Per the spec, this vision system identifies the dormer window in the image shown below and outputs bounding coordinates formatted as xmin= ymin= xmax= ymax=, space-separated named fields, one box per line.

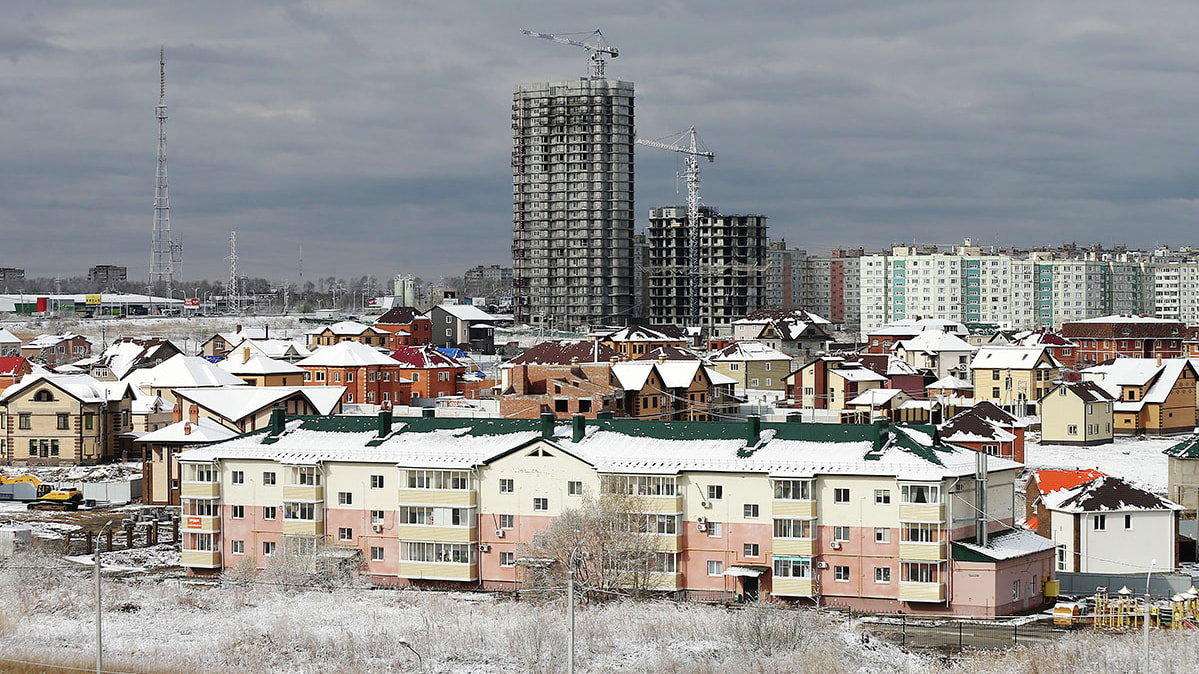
xmin=33 ymin=390 xmax=54 ymax=402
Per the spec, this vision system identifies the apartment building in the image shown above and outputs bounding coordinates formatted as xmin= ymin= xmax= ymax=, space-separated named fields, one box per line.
xmin=646 ymin=206 xmax=767 ymax=335
xmin=87 ymin=265 xmax=127 ymax=288
xmin=1061 ymin=316 xmax=1184 ymax=368
xmin=764 ymin=241 xmax=806 ymax=311
xmin=0 ymin=374 xmax=134 ymax=465
xmin=178 ymin=413 xmax=1053 ymax=617
xmin=511 ymin=78 xmax=635 ymax=329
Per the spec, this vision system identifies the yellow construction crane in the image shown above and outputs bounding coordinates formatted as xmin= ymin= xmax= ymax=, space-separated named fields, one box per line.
xmin=520 ymin=28 xmax=619 ymax=78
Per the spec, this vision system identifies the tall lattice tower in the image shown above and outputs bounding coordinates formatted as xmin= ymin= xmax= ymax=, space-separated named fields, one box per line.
xmin=149 ymin=46 xmax=180 ymax=297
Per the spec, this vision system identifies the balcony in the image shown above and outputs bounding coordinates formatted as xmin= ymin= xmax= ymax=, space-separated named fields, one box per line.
xmin=614 ymin=494 xmax=682 ymax=514
xmin=898 ymin=542 xmax=946 ymax=562
xmin=282 ymin=520 xmax=322 ymax=536
xmin=282 ymin=485 xmax=323 ymax=502
xmin=645 ymin=533 xmax=683 ymax=552
xmin=772 ymin=500 xmax=816 ymax=518
xmin=898 ymin=582 xmax=946 ymax=603
xmin=647 ymin=572 xmax=682 ymax=591
xmin=181 ymin=482 xmax=219 ymax=498
xmin=396 ymin=489 xmax=476 ymax=507
xmin=397 ymin=561 xmax=477 ymax=581
xmin=771 ymin=538 xmax=815 ymax=557
xmin=181 ymin=550 xmax=221 ymax=569
xmin=899 ymin=503 xmax=945 ymax=522
xmin=395 ymin=525 xmax=475 ymax=543
xmin=772 ymin=578 xmax=814 ymax=597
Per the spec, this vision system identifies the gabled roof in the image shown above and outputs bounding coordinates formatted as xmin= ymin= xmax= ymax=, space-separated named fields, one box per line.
xmin=297 ymin=341 xmax=397 ymax=368
xmin=953 ymin=528 xmax=1057 ymax=562
xmin=1030 ymin=468 xmax=1108 ymax=495
xmin=829 ymin=363 xmax=888 ymax=383
xmin=847 ymin=388 xmax=907 ymax=407
xmin=634 ymin=345 xmax=703 ymax=362
xmin=1046 ymin=381 xmax=1116 ymax=403
xmin=25 ymin=333 xmax=89 ymax=349
xmin=135 ymin=417 xmax=240 ymax=444
xmin=895 ymin=330 xmax=976 ymax=355
xmin=0 ymin=328 xmax=20 ymax=345
xmin=602 ymin=324 xmax=687 ymax=343
xmin=609 ymin=361 xmax=656 ymax=391
xmin=970 ymin=346 xmax=1061 ymax=370
xmin=709 ymin=340 xmax=792 ymax=362
xmin=1098 ymin=358 xmax=1198 ymax=405
xmin=391 ymin=345 xmax=466 ymax=369
xmin=967 ymin=400 xmax=1023 ymax=428
xmin=218 ymin=354 xmax=305 ymax=376
xmin=870 ymin=318 xmax=968 ymax=338
xmin=939 ymin=413 xmax=1017 ymax=444
xmin=1061 ymin=315 xmax=1184 ymax=339
xmin=432 ymin=304 xmax=495 ymax=321
xmin=174 ymin=385 xmax=347 ymax=423
xmin=321 ymin=321 xmax=377 ymax=336
xmin=927 ymin=375 xmax=973 ymax=390
xmin=1043 ymin=476 xmax=1183 ymax=513
xmin=1009 ymin=330 xmax=1076 ymax=348
xmin=508 ymin=340 xmax=621 ymax=366
xmin=0 ymin=373 xmax=131 ymax=404
xmin=0 ymin=356 xmax=28 ymax=377
xmin=125 ymin=354 xmax=247 ymax=389
xmin=374 ymin=306 xmax=426 ymax=325
xmin=733 ymin=310 xmax=833 ymax=342
xmin=89 ymin=338 xmax=181 ymax=379
xmin=229 ymin=338 xmax=311 ymax=359
xmin=1163 ymin=433 xmax=1199 ymax=459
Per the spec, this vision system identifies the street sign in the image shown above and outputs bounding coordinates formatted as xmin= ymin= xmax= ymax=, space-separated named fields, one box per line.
xmin=184 ymin=298 xmax=200 ymax=308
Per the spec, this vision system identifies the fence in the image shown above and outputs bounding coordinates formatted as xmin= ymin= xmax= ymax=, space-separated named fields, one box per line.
xmin=1056 ymin=571 xmax=1194 ymax=598
xmin=862 ymin=615 xmax=1071 ymax=652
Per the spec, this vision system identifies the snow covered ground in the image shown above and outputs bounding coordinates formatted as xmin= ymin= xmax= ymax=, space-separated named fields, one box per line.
xmin=1023 ymin=434 xmax=1179 ymax=493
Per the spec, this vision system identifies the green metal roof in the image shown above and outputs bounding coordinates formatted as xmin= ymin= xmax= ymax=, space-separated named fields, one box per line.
xmin=1163 ymin=434 xmax=1199 ymax=459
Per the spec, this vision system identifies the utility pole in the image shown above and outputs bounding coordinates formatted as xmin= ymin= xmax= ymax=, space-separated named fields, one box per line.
xmin=95 ymin=519 xmax=113 ymax=674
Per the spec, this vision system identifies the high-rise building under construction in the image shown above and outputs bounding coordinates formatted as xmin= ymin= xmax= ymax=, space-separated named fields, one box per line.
xmin=511 ymin=78 xmax=635 ymax=330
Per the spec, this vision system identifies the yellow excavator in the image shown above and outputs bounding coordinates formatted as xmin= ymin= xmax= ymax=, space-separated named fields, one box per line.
xmin=0 ymin=475 xmax=83 ymax=510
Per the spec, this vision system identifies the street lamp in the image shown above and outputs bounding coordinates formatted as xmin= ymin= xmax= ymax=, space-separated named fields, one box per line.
xmin=1143 ymin=558 xmax=1156 ymax=674
xmin=95 ymin=519 xmax=114 ymax=674
xmin=567 ymin=537 xmax=586 ymax=674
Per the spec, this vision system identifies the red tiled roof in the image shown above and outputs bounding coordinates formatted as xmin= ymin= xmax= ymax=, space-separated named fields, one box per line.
xmin=1031 ymin=469 xmax=1107 ymax=495
xmin=1024 ymin=516 xmax=1038 ymax=530
xmin=389 ymin=345 xmax=464 ymax=369
xmin=0 ymin=356 xmax=27 ymax=377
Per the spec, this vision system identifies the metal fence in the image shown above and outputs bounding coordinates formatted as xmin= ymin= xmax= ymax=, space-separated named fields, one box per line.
xmin=862 ymin=615 xmax=1071 ymax=652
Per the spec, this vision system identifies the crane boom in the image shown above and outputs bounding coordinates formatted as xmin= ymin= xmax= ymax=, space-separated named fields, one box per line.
xmin=636 ymin=127 xmax=716 ymax=328
xmin=520 ymin=28 xmax=619 ymax=78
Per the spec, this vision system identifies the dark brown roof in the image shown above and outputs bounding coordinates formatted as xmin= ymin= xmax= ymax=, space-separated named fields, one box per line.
xmin=965 ymin=400 xmax=1019 ymax=427
xmin=1061 ymin=318 xmax=1184 ymax=339
xmin=1061 ymin=381 xmax=1116 ymax=403
xmin=633 ymin=345 xmax=702 ymax=361
xmin=1048 ymin=476 xmax=1180 ymax=512
xmin=508 ymin=340 xmax=622 ymax=366
xmin=375 ymin=306 xmax=425 ymax=325
xmin=939 ymin=413 xmax=1011 ymax=442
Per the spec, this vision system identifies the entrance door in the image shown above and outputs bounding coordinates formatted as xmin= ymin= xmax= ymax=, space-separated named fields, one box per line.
xmin=742 ymin=576 xmax=759 ymax=602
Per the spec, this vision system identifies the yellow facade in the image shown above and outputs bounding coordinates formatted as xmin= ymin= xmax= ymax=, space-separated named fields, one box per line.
xmin=396 ymin=561 xmax=476 ymax=581
xmin=772 ymin=578 xmax=814 ymax=597
xmin=899 ymin=582 xmax=946 ymax=602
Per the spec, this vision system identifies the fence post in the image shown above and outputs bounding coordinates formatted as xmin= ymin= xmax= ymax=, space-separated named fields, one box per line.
xmin=901 ymin=615 xmax=906 ymax=648
xmin=958 ymin=621 xmax=963 ymax=650
xmin=64 ymin=530 xmax=72 ymax=554
xmin=1013 ymin=624 xmax=1018 ymax=646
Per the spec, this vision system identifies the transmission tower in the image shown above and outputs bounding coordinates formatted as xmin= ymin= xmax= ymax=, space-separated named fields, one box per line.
xmin=226 ymin=231 xmax=240 ymax=314
xmin=149 ymin=46 xmax=181 ymax=297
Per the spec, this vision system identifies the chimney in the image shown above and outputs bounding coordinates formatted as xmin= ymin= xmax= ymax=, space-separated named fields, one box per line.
xmin=746 ymin=415 xmax=761 ymax=445
xmin=870 ymin=420 xmax=886 ymax=451
xmin=173 ymin=404 xmax=183 ymax=423
xmin=540 ymin=411 xmax=555 ymax=439
xmin=571 ymin=356 xmax=579 ymax=365
xmin=187 ymin=406 xmax=199 ymax=424
xmin=658 ymin=354 xmax=666 ymax=364
xmin=572 ymin=414 xmax=585 ymax=442
xmin=236 ymin=324 xmax=243 ymax=335
xmin=269 ymin=406 xmax=286 ymax=436
xmin=975 ymin=451 xmax=989 ymax=546
xmin=242 ymin=347 xmax=251 ymax=364
xmin=1157 ymin=354 xmax=1163 ymax=367
xmin=183 ymin=422 xmax=192 ymax=436
xmin=378 ymin=406 xmax=393 ymax=438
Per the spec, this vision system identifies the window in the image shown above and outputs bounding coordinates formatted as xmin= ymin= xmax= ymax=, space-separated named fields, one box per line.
xmin=18 ymin=414 xmax=30 ymax=430
xmin=567 ymin=481 xmax=583 ymax=496
xmin=291 ymin=466 xmax=321 ymax=486
xmin=833 ymin=526 xmax=850 ymax=542
xmin=834 ymin=566 xmax=850 ymax=582
xmin=874 ymin=489 xmax=890 ymax=505
xmin=84 ymin=414 xmax=93 ymax=430
xmin=263 ymin=506 xmax=277 ymax=520
xmin=707 ymin=560 xmax=723 ymax=576
xmin=834 ymin=488 xmax=850 ymax=503
xmin=706 ymin=521 xmax=723 ymax=537
xmin=315 ymin=371 xmax=326 ymax=382
xmin=750 ymin=378 xmax=759 ymax=387
xmin=900 ymin=484 xmax=941 ymax=505
xmin=1013 ymin=580 xmax=1020 ymax=601
xmin=1125 ymin=514 xmax=1132 ymax=530
xmin=874 ymin=527 xmax=890 ymax=543
xmin=728 ymin=363 xmax=740 ymax=371
xmin=284 ymin=502 xmax=316 ymax=520
xmin=231 ymin=505 xmax=245 ymax=519
xmin=902 ymin=522 xmax=939 ymax=543
xmin=231 ymin=471 xmax=244 ymax=485
xmin=707 ymin=484 xmax=723 ymax=500
xmin=533 ymin=497 xmax=548 ymax=511
xmin=1067 ymin=424 xmax=1078 ymax=436
xmin=370 ymin=475 xmax=385 ymax=489
xmin=231 ymin=540 xmax=244 ymax=555
xmin=1093 ymin=514 xmax=1106 ymax=531
xmin=333 ymin=372 xmax=341 ymax=383
xmin=773 ymin=480 xmax=812 ymax=501
xmin=371 ymin=546 xmax=385 ymax=562
xmin=875 ymin=567 xmax=891 ymax=583
xmin=407 ymin=470 xmax=470 ymax=490
xmin=652 ymin=552 xmax=678 ymax=573
xmin=500 ymin=552 xmax=515 ymax=567
xmin=499 ymin=479 xmax=514 ymax=493
xmin=371 ymin=510 xmax=385 ymax=526
xmin=499 ymin=514 xmax=514 ymax=529
xmin=338 ymin=491 xmax=353 ymax=506
xmin=743 ymin=504 xmax=760 ymax=518
xmin=56 ymin=413 xmax=70 ymax=430
xmin=262 ymin=471 xmax=276 ymax=485
xmin=773 ymin=518 xmax=812 ymax=539
xmin=339 ymin=527 xmax=353 ymax=541
xmin=346 ymin=372 xmax=354 ymax=382
xmin=1057 ymin=547 xmax=1066 ymax=571
xmin=773 ymin=557 xmax=810 ymax=578
xmin=600 ymin=475 xmax=677 ymax=496
xmin=743 ymin=543 xmax=760 ymax=557
xmin=902 ymin=562 xmax=939 ymax=583
xmin=263 ymin=541 xmax=276 ymax=556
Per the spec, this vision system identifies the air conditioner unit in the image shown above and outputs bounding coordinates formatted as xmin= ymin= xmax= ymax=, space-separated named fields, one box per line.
xmin=816 ymin=561 xmax=829 ymax=569
xmin=830 ymin=541 xmax=842 ymax=550
xmin=478 ymin=544 xmax=491 ymax=552
xmin=697 ymin=516 xmax=708 ymax=525
xmin=495 ymin=529 xmax=505 ymax=538
xmin=701 ymin=500 xmax=713 ymax=509
xmin=696 ymin=522 xmax=708 ymax=532
xmin=372 ymin=525 xmax=383 ymax=533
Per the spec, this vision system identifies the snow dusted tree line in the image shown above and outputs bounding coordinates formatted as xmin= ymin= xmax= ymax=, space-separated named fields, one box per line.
xmin=3 ymin=543 xmax=1199 ymax=673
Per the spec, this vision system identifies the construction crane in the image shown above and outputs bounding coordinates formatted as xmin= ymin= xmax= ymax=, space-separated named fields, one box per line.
xmin=520 ymin=28 xmax=619 ymax=78
xmin=637 ymin=127 xmax=716 ymax=327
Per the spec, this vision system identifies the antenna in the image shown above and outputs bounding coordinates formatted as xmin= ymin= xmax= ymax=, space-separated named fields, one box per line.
xmin=149 ymin=46 xmax=179 ymax=301
xmin=226 ymin=231 xmax=240 ymax=315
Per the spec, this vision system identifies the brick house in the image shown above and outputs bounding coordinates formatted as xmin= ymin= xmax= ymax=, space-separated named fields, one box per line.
xmin=218 ymin=350 xmax=307 ymax=387
xmin=938 ymin=401 xmax=1027 ymax=462
xmin=308 ymin=321 xmax=391 ymax=349
xmin=21 ymin=334 xmax=92 ymax=368
xmin=0 ymin=374 xmax=134 ymax=465
xmin=599 ymin=325 xmax=688 ymax=359
xmin=785 ymin=357 xmax=888 ymax=411
xmin=1061 ymin=316 xmax=1184 ymax=369
xmin=1090 ymin=358 xmax=1198 ymax=435
xmin=498 ymin=340 xmax=624 ymax=419
xmin=389 ymin=345 xmax=468 ymax=402
xmin=730 ymin=310 xmax=833 ymax=362
xmin=297 ymin=341 xmax=412 ymax=406
xmin=374 ymin=306 xmax=433 ymax=349
xmin=0 ymin=356 xmax=33 ymax=390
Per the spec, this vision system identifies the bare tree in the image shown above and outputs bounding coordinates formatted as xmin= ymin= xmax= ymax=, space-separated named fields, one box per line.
xmin=518 ymin=493 xmax=666 ymax=602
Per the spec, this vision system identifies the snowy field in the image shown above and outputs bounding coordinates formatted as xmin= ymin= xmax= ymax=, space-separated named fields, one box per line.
xmin=1023 ymin=435 xmax=1180 ymax=493
xmin=0 ymin=314 xmax=308 ymax=354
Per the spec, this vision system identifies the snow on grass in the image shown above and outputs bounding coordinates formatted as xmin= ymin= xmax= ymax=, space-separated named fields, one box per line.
xmin=1024 ymin=435 xmax=1177 ymax=493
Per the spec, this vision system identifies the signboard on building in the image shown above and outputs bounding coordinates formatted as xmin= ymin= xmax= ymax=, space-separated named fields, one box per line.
xmin=85 ymin=294 xmax=102 ymax=306
xmin=186 ymin=517 xmax=202 ymax=528
xmin=184 ymin=298 xmax=200 ymax=308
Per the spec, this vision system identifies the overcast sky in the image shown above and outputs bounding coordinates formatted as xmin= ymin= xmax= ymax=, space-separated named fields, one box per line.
xmin=4 ymin=1 xmax=1199 ymax=283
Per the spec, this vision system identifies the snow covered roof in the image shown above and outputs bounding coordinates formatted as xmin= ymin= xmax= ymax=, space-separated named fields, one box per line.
xmin=970 ymin=346 xmax=1061 ymax=370
xmin=1163 ymin=433 xmax=1199 ymax=460
xmin=0 ymin=373 xmax=131 ymax=404
xmin=25 ymin=333 xmax=88 ymax=349
xmin=733 ymin=310 xmax=833 ymax=342
xmin=885 ymin=357 xmax=921 ymax=376
xmin=601 ymin=325 xmax=687 ymax=343
xmin=705 ymin=367 xmax=738 ymax=386
xmin=322 ymin=321 xmax=376 ymax=336
xmin=89 ymin=338 xmax=180 ymax=379
xmin=831 ymin=365 xmax=888 ymax=383
xmin=610 ymin=360 xmax=707 ymax=391
xmin=136 ymin=418 xmax=240 ymax=444
xmin=507 ymin=340 xmax=621 ymax=365
xmin=374 ymin=306 xmax=425 ymax=325
xmin=709 ymin=341 xmax=792 ymax=362
xmin=634 ymin=345 xmax=704 ymax=362
xmin=848 ymin=388 xmax=906 ymax=407
xmin=871 ymin=318 xmax=968 ymax=337
xmin=895 ymin=330 xmax=976 ymax=355
xmin=218 ymin=355 xmax=305 ymax=376
xmin=610 ymin=361 xmax=654 ymax=391
xmin=126 ymin=354 xmax=247 ymax=389
xmin=1043 ymin=476 xmax=1183 ymax=513
xmin=435 ymin=304 xmax=495 ymax=321
xmin=0 ymin=328 xmax=20 ymax=345
xmin=1049 ymin=381 xmax=1116 ymax=403
xmin=174 ymin=386 xmax=346 ymax=422
xmin=390 ymin=345 xmax=466 ymax=369
xmin=1070 ymin=314 xmax=1179 ymax=324
xmin=0 ymin=356 xmax=27 ymax=377
xmin=297 ymin=341 xmax=397 ymax=367
xmin=1098 ymin=358 xmax=1196 ymax=405
xmin=954 ymin=528 xmax=1058 ymax=561
xmin=928 ymin=375 xmax=973 ymax=390
xmin=229 ymin=338 xmax=311 ymax=359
